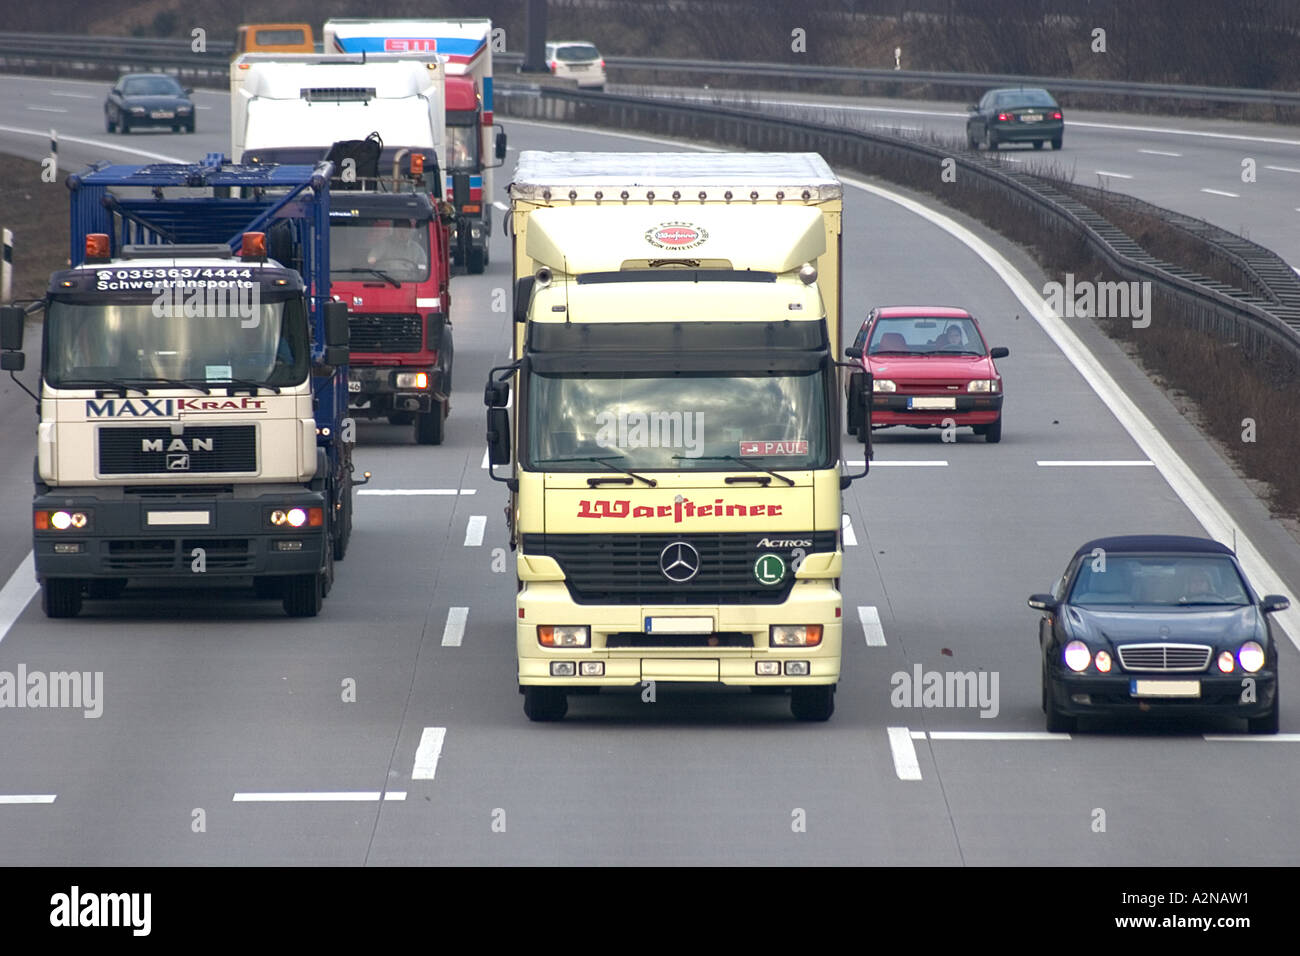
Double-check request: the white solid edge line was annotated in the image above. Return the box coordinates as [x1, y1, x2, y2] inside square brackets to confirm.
[927, 731, 1070, 740]
[858, 605, 886, 646]
[26, 106, 68, 113]
[0, 123, 187, 162]
[442, 606, 469, 647]
[1203, 734, 1300, 742]
[1037, 460, 1154, 467]
[1095, 170, 1134, 179]
[887, 727, 923, 781]
[1265, 165, 1300, 174]
[0, 794, 57, 804]
[0, 553, 38, 647]
[841, 513, 858, 546]
[464, 515, 487, 547]
[233, 792, 385, 802]
[412, 726, 448, 780]
[835, 170, 1300, 650]
[1139, 149, 1182, 157]
[1200, 188, 1240, 197]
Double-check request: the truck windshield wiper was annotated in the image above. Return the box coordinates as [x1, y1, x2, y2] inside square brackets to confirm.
[533, 455, 657, 487]
[117, 377, 212, 395]
[672, 454, 796, 486]
[335, 267, 400, 288]
[54, 379, 150, 396]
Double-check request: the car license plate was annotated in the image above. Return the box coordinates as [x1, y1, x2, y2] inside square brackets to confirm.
[1131, 679, 1201, 698]
[570, 63, 589, 70]
[646, 616, 714, 634]
[909, 396, 956, 410]
[348, 379, 362, 393]
[151, 110, 174, 119]
[1022, 113, 1042, 122]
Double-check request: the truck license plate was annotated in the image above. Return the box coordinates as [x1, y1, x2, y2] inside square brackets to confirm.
[348, 379, 362, 393]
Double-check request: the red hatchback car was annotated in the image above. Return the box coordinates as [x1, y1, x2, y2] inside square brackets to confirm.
[845, 306, 1009, 442]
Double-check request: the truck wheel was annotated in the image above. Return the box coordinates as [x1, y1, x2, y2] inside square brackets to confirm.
[414, 400, 446, 445]
[790, 685, 835, 721]
[42, 579, 83, 618]
[467, 247, 486, 274]
[282, 573, 322, 617]
[984, 415, 1003, 443]
[86, 578, 127, 599]
[332, 479, 352, 561]
[523, 686, 568, 721]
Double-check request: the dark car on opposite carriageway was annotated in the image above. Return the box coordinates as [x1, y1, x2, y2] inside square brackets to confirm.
[966, 87, 1062, 151]
[104, 73, 195, 134]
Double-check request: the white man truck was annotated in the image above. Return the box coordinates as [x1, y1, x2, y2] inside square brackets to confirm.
[230, 53, 446, 177]
[323, 18, 506, 273]
[485, 152, 870, 721]
[0, 158, 354, 618]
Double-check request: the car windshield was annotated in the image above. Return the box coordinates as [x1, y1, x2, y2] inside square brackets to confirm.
[1068, 554, 1251, 607]
[867, 316, 985, 355]
[994, 89, 1056, 108]
[122, 76, 182, 96]
[555, 44, 600, 61]
[44, 297, 308, 388]
[330, 218, 430, 282]
[527, 370, 829, 470]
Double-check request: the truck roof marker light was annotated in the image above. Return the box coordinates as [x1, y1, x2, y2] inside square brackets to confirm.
[410, 153, 425, 175]
[593, 190, 603, 205]
[646, 191, 655, 204]
[775, 191, 785, 203]
[802, 190, 812, 200]
[240, 232, 267, 261]
[698, 191, 707, 203]
[619, 190, 629, 203]
[85, 234, 110, 262]
[671, 191, 681, 202]
[568, 190, 577, 204]
[724, 191, 733, 203]
[799, 263, 818, 285]
[750, 191, 760, 203]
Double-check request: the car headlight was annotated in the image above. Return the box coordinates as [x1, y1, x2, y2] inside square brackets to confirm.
[873, 379, 896, 393]
[1094, 650, 1112, 673]
[395, 372, 429, 389]
[1063, 640, 1091, 672]
[1217, 651, 1235, 673]
[130, 107, 146, 114]
[967, 379, 1000, 393]
[178, 105, 192, 113]
[1238, 641, 1266, 673]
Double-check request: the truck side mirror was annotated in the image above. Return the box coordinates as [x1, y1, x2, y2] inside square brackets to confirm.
[859, 371, 872, 446]
[495, 127, 507, 161]
[487, 407, 511, 465]
[0, 306, 24, 351]
[0, 352, 23, 372]
[452, 172, 471, 208]
[325, 301, 350, 348]
[324, 346, 349, 367]
[484, 379, 510, 408]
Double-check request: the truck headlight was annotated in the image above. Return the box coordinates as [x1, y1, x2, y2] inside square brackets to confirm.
[268, 507, 323, 528]
[36, 510, 91, 531]
[1238, 641, 1265, 673]
[538, 625, 590, 647]
[395, 372, 429, 388]
[770, 625, 822, 647]
[967, 379, 999, 393]
[873, 379, 896, 393]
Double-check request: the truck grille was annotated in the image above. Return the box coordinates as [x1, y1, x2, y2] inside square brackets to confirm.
[349, 313, 423, 352]
[1117, 643, 1212, 673]
[520, 531, 837, 605]
[98, 426, 256, 475]
[104, 538, 253, 572]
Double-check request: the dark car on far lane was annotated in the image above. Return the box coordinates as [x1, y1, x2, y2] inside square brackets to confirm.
[1029, 535, 1288, 734]
[966, 87, 1062, 151]
[105, 73, 195, 134]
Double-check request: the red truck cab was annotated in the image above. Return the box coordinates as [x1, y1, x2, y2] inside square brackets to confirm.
[329, 192, 454, 443]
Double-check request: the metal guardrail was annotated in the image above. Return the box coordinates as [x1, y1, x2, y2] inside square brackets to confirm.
[495, 84, 1300, 364]
[0, 32, 1297, 108]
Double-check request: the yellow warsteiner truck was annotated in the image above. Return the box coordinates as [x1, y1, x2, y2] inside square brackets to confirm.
[485, 152, 870, 721]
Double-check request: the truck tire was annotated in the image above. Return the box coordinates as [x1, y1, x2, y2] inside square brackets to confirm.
[332, 478, 352, 561]
[790, 685, 835, 721]
[467, 246, 486, 274]
[283, 573, 322, 617]
[42, 579, 83, 618]
[414, 399, 445, 445]
[523, 686, 568, 721]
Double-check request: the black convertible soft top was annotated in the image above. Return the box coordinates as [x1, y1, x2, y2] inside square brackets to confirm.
[1072, 535, 1234, 558]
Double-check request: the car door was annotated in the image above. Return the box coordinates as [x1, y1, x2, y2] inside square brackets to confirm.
[969, 93, 989, 138]
[107, 82, 123, 121]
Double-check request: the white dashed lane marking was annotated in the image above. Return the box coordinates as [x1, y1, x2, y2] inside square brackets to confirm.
[858, 606, 886, 646]
[441, 607, 469, 647]
[412, 727, 448, 780]
[888, 727, 923, 781]
[464, 516, 486, 547]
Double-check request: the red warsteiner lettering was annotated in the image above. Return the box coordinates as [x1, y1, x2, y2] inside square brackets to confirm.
[576, 497, 782, 522]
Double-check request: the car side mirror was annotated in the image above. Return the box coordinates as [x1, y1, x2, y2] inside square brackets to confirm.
[185, 87, 194, 95]
[1261, 595, 1291, 614]
[990, 346, 1009, 359]
[968, 104, 979, 111]
[844, 345, 862, 359]
[1027, 594, 1058, 612]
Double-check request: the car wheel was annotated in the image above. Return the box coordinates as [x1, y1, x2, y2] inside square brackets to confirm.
[966, 126, 979, 149]
[790, 685, 835, 721]
[1051, 135, 1063, 150]
[1248, 686, 1279, 735]
[1043, 665, 1077, 733]
[185, 119, 195, 133]
[1033, 140, 1044, 149]
[105, 112, 116, 133]
[984, 416, 1002, 443]
[523, 686, 568, 721]
[172, 124, 181, 133]
[42, 579, 83, 618]
[985, 128, 998, 151]
[119, 115, 130, 134]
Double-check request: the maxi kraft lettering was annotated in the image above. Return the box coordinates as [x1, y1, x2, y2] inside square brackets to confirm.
[84, 397, 268, 418]
[577, 497, 783, 521]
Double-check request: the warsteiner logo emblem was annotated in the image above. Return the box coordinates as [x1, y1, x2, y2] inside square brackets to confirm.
[645, 221, 708, 251]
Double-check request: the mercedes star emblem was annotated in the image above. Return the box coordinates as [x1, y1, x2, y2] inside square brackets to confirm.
[659, 541, 700, 583]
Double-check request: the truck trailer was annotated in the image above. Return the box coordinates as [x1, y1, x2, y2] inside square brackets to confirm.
[486, 152, 870, 721]
[0, 157, 354, 618]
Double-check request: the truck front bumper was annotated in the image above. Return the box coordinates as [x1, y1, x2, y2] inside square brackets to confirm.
[33, 486, 327, 580]
[516, 579, 843, 687]
[347, 365, 445, 416]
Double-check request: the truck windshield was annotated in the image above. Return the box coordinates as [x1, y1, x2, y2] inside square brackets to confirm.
[446, 125, 479, 171]
[330, 219, 430, 282]
[527, 371, 829, 470]
[44, 298, 309, 388]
